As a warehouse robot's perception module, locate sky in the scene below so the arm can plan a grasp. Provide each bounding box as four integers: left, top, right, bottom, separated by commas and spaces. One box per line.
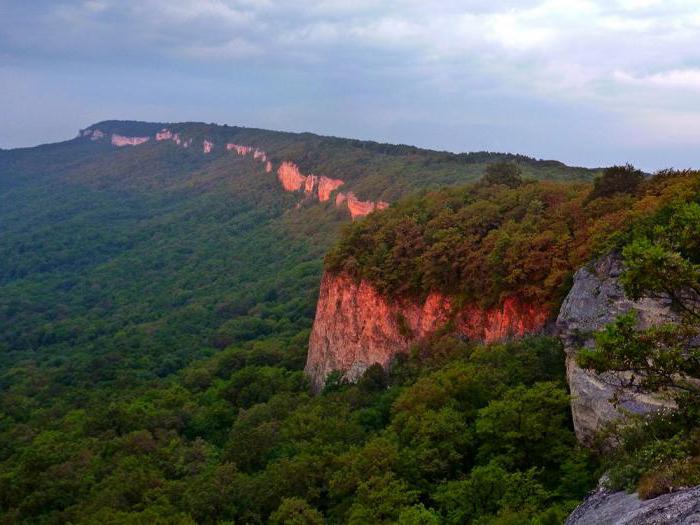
1, 0, 700, 170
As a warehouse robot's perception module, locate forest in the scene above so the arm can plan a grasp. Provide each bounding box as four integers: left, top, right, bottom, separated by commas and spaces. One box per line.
1, 124, 698, 523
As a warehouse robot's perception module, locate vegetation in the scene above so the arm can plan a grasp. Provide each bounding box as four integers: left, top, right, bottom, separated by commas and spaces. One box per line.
326, 167, 698, 308
0, 122, 601, 523
577, 188, 700, 498
585, 164, 645, 202
1, 120, 698, 522
481, 161, 524, 188
0, 332, 596, 523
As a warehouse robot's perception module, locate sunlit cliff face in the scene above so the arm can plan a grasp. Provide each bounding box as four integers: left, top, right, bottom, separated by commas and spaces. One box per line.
87, 127, 390, 219
305, 272, 549, 391
111, 134, 150, 147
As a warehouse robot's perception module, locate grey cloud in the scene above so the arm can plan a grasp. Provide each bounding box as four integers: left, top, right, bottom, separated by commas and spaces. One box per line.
0, 0, 698, 169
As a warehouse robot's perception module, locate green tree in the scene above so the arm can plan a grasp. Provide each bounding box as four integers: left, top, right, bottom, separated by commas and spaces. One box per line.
578, 200, 700, 412
481, 162, 523, 188
474, 382, 574, 471
586, 164, 644, 202
270, 498, 324, 525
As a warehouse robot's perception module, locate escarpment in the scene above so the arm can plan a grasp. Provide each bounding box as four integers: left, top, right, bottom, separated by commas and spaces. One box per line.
305, 271, 549, 392
80, 125, 386, 219
556, 253, 678, 445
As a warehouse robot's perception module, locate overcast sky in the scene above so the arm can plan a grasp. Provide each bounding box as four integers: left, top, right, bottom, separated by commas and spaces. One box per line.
1, 0, 699, 170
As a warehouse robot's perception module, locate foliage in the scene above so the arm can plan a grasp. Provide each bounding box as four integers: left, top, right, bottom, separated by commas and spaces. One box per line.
0, 122, 605, 523
0, 332, 594, 523
325, 170, 698, 307
481, 162, 523, 188
577, 189, 700, 497
586, 164, 645, 202
15, 123, 700, 522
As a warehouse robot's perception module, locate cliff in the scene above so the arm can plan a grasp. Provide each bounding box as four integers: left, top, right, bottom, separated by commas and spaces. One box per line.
80, 125, 387, 219
305, 271, 549, 392
556, 253, 677, 445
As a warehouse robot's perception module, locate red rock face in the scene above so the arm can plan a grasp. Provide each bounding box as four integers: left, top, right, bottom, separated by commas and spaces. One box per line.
111, 134, 150, 147
277, 161, 307, 191
335, 192, 389, 219
101, 128, 387, 218
317, 176, 344, 202
227, 143, 253, 155
304, 174, 318, 195
305, 272, 549, 391
156, 129, 173, 141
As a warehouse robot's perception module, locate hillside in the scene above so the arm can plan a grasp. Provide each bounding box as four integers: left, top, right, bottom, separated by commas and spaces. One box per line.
0, 121, 603, 523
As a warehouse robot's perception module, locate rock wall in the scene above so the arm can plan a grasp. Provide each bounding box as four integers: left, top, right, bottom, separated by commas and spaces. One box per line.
566, 481, 700, 525
556, 254, 677, 445
111, 134, 150, 147
305, 271, 549, 392
82, 126, 389, 219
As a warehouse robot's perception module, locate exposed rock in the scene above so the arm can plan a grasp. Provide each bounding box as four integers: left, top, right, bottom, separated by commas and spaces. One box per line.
335, 191, 389, 219
317, 176, 344, 202
160, 138, 384, 217
111, 134, 150, 147
305, 272, 548, 392
227, 143, 253, 155
253, 149, 267, 162
155, 129, 174, 141
277, 161, 307, 192
304, 174, 318, 195
156, 129, 183, 145
556, 253, 678, 444
80, 128, 105, 141
566, 482, 700, 525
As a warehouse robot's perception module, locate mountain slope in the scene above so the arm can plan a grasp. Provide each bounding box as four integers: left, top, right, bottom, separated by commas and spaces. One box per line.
0, 120, 601, 523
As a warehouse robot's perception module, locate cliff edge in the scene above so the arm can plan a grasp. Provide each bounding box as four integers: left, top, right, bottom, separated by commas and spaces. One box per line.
556, 253, 678, 444
565, 482, 700, 525
305, 271, 548, 392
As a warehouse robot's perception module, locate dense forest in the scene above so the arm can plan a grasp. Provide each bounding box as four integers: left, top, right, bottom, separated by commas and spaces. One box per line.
0, 123, 698, 523
325, 165, 697, 308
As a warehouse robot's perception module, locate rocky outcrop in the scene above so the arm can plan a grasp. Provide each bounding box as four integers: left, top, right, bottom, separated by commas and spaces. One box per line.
83, 127, 389, 218
556, 254, 678, 445
305, 272, 549, 392
277, 161, 307, 192
317, 176, 344, 202
80, 128, 105, 141
335, 192, 389, 219
110, 134, 150, 147
566, 481, 700, 525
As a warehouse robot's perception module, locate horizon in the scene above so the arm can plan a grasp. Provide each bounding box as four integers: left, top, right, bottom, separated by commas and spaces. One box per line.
2, 1, 700, 172
3, 118, 605, 169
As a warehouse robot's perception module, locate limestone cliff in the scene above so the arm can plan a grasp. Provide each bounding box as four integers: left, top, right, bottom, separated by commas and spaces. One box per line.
83, 126, 389, 219
111, 134, 150, 147
556, 253, 677, 445
305, 271, 549, 392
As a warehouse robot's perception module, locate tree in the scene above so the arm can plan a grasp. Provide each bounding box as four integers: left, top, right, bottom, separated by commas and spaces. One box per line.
481, 162, 523, 188
578, 312, 699, 412
578, 201, 700, 413
586, 164, 644, 202
474, 382, 574, 473
269, 498, 324, 525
